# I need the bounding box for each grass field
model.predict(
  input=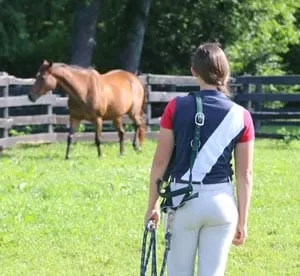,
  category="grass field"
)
[0,138,299,276]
